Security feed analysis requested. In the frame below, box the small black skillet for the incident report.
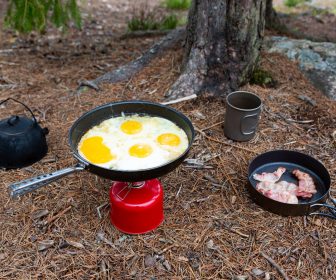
[248,150,336,219]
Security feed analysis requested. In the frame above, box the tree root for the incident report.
[164,70,204,101]
[77,27,186,92]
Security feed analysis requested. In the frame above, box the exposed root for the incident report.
[119,29,171,40]
[164,69,203,100]
[77,28,186,92]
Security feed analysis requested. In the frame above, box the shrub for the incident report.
[164,0,191,10]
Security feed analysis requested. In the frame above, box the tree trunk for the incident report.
[165,0,266,100]
[265,0,281,29]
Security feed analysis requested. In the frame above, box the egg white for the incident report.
[78,114,189,170]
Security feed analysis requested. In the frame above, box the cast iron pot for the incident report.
[248,150,336,219]
[9,101,195,198]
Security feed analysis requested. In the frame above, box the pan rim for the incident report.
[248,149,330,207]
[68,100,195,174]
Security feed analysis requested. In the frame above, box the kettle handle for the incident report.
[0,98,37,123]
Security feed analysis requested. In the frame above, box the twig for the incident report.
[161,94,197,105]
[46,205,72,225]
[200,121,224,131]
[0,61,19,66]
[229,228,249,238]
[97,202,109,219]
[260,252,290,280]
[286,119,314,124]
[0,84,18,89]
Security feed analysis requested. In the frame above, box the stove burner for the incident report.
[109,179,164,234]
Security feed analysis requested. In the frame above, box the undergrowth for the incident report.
[127,8,179,31]
[164,0,191,10]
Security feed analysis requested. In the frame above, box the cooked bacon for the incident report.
[253,167,286,183]
[256,181,298,204]
[292,169,317,198]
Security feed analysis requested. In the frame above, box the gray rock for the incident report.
[264,36,336,99]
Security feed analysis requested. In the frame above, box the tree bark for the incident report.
[265,0,282,29]
[165,0,266,100]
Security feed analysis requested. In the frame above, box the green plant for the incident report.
[284,0,306,8]
[5,0,81,33]
[250,68,277,88]
[164,0,191,10]
[160,14,178,30]
[127,9,178,32]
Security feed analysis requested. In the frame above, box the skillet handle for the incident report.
[309,191,336,220]
[9,163,86,198]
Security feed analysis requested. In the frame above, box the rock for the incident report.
[264,36,336,100]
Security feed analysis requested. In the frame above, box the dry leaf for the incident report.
[178,256,189,262]
[144,255,156,267]
[31,209,49,220]
[67,240,85,249]
[38,240,54,251]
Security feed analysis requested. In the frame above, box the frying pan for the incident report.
[248,150,336,219]
[9,101,195,198]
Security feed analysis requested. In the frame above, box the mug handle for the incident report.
[240,113,258,135]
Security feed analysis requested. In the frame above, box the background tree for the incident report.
[5,0,268,100]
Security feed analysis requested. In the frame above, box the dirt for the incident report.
[0,1,336,279]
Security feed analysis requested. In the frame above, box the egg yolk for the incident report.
[157,133,181,146]
[129,144,153,158]
[79,136,115,164]
[121,120,142,134]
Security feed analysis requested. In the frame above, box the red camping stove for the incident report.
[109,179,164,234]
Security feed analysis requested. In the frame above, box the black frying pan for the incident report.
[9,101,195,198]
[248,150,336,219]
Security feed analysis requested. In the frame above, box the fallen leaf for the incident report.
[144,255,156,267]
[67,240,85,249]
[231,196,237,204]
[252,268,265,276]
[162,260,171,271]
[38,240,54,251]
[234,276,248,280]
[313,219,322,226]
[0,253,7,260]
[178,256,189,262]
[206,239,216,250]
[31,209,49,220]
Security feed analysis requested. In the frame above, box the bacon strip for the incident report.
[292,169,317,198]
[253,167,286,183]
[256,181,298,204]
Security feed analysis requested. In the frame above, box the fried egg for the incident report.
[77,114,189,170]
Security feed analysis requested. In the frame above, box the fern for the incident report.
[5,0,82,33]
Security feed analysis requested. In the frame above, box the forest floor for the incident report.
[0,1,336,279]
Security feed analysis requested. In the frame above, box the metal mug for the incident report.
[224,91,262,141]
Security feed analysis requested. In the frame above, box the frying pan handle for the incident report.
[9,163,86,198]
[309,191,336,220]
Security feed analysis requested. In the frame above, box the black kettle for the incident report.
[0,98,48,169]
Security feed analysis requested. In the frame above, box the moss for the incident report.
[250,68,277,88]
